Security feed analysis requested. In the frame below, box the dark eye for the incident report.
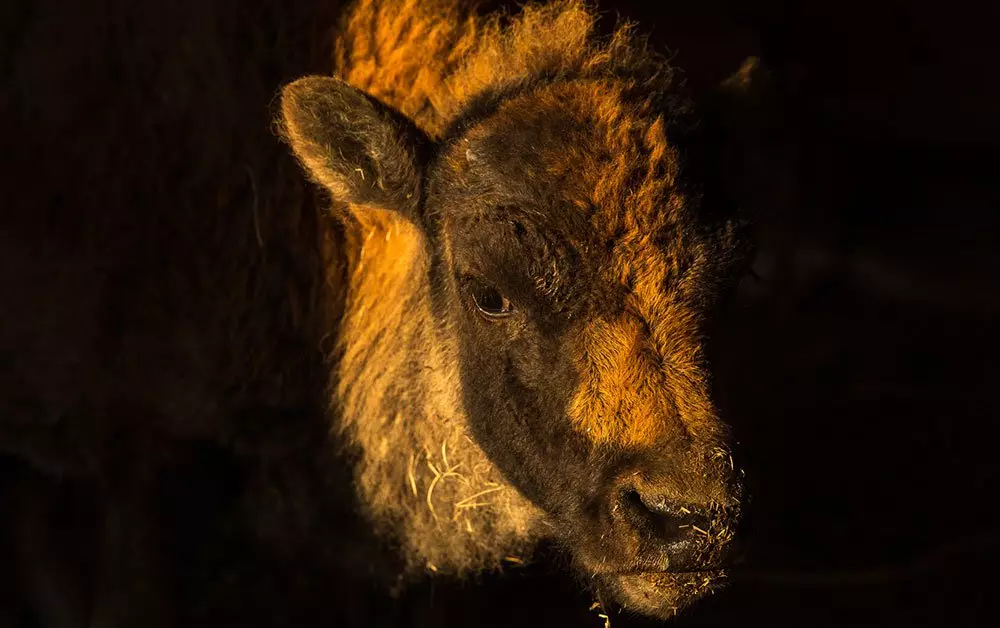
[470,280,513,319]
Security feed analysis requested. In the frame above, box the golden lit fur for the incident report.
[333,208,540,572]
[296,0,741,580]
[336,0,665,139]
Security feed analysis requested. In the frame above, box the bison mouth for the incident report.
[576,521,740,619]
[595,568,729,619]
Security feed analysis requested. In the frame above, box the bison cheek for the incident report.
[455,337,594,517]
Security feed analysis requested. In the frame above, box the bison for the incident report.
[1,0,759,622]
[280,0,752,617]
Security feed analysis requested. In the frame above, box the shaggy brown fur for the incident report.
[313,0,671,572]
[280,0,750,617]
[302,0,685,575]
[336,0,675,139]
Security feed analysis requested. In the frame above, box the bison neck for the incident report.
[333,207,540,574]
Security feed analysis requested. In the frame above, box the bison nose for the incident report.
[615,487,730,571]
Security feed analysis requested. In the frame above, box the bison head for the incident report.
[279,56,751,617]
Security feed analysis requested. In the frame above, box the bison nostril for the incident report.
[618,488,713,548]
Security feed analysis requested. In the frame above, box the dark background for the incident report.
[2,0,998,626]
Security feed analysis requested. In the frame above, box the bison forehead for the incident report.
[450,81,691,231]
[435,78,723,318]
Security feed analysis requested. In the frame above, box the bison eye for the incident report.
[470,280,513,319]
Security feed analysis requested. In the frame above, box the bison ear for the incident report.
[700,56,783,224]
[716,56,768,107]
[280,76,428,215]
[703,56,771,151]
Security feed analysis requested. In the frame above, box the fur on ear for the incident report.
[279,76,428,214]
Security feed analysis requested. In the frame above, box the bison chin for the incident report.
[597,569,728,619]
